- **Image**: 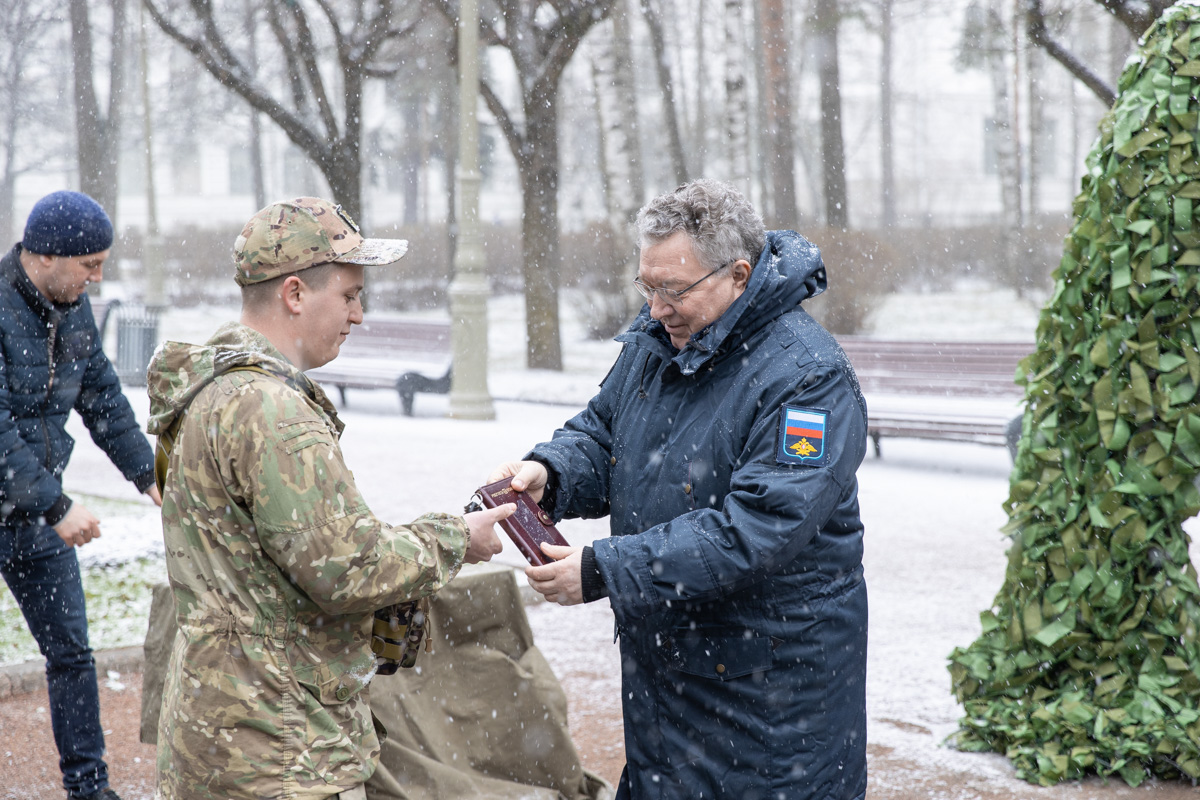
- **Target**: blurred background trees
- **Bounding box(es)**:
[0,0,1170,364]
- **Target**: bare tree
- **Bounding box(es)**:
[812,0,848,228]
[690,0,709,176]
[0,2,70,243]
[430,0,614,371]
[760,0,797,226]
[71,0,127,220]
[968,0,1022,230]
[143,0,422,220]
[878,0,896,226]
[241,0,266,210]
[591,0,645,324]
[1025,0,1174,106]
[639,0,689,184]
[722,0,751,190]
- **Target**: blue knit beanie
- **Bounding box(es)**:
[22,191,114,257]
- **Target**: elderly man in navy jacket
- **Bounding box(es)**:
[491,180,869,799]
[0,191,160,800]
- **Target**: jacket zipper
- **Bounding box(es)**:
[42,320,58,469]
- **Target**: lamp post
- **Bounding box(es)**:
[448,0,495,420]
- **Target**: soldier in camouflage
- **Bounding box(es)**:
[146,197,512,800]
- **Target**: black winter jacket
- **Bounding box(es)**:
[0,245,154,528]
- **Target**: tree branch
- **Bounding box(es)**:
[106,0,127,130]
[264,2,309,111]
[480,77,524,157]
[536,1,611,90]
[1026,0,1115,106]
[143,0,325,157]
[189,0,254,84]
[1096,0,1169,35]
[286,1,340,141]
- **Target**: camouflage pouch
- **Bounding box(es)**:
[371,598,430,674]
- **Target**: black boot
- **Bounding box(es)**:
[71,789,122,800]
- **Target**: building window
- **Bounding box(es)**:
[229,147,253,196]
[1032,118,1057,177]
[172,147,201,195]
[983,117,1002,176]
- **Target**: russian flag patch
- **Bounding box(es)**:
[777,405,830,467]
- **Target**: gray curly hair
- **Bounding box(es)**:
[635,179,766,271]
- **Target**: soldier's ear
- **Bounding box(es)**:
[281,274,305,315]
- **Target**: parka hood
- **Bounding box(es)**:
[619,229,826,374]
[146,321,339,435]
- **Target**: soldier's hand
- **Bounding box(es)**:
[486,460,549,502]
[53,503,101,548]
[462,503,514,563]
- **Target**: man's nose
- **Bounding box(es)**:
[90,265,103,283]
[648,293,671,319]
[349,300,364,324]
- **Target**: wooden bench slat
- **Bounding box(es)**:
[836,337,1031,457]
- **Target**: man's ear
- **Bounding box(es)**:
[731,259,753,289]
[281,274,305,315]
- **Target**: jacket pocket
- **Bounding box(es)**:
[664,629,775,681]
[292,645,375,705]
[276,416,334,455]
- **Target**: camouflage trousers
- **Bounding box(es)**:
[332,787,367,800]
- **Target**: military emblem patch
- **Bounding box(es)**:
[777,405,830,467]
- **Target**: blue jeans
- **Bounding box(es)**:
[0,522,108,798]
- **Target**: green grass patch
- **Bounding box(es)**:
[0,556,167,667]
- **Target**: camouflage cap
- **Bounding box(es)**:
[234,197,409,286]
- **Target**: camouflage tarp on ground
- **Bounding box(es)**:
[948,1,1200,787]
[143,566,609,799]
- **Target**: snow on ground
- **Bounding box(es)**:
[32,286,1200,793]
[868,284,1045,342]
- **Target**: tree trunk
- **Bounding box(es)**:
[879,0,896,227]
[315,145,363,225]
[243,0,267,209]
[593,0,645,320]
[519,91,563,371]
[640,0,688,184]
[0,40,21,245]
[0,146,15,246]
[402,97,421,225]
[987,5,1021,231]
[70,0,125,218]
[723,0,750,191]
[813,0,847,228]
[1027,44,1043,218]
[691,0,708,175]
[249,112,267,210]
[761,0,797,226]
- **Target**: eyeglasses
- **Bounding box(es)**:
[633,262,733,304]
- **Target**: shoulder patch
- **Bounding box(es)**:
[776,405,830,467]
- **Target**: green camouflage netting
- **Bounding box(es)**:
[948,1,1200,787]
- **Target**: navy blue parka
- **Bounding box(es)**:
[0,245,154,528]
[529,231,869,799]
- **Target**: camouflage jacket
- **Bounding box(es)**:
[146,322,468,800]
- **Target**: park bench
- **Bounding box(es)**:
[306,316,452,415]
[837,337,1033,457]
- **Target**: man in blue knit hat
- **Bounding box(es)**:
[1,190,161,800]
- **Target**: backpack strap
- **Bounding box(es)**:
[154,364,276,494]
